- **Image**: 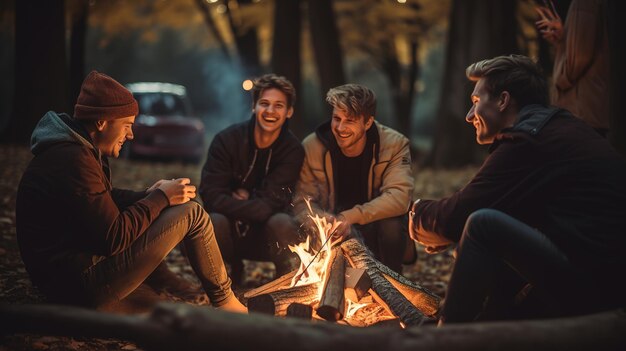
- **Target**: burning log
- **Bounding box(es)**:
[341,237,440,325]
[2,303,624,351]
[317,247,346,321]
[345,267,371,302]
[247,283,319,316]
[243,270,297,300]
[287,303,313,319]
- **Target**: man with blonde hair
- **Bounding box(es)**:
[410,55,626,323]
[295,84,416,273]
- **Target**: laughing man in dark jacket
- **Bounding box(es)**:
[409,55,626,324]
[199,74,304,283]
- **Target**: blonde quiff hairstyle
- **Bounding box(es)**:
[326,84,376,120]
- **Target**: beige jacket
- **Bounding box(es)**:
[294,121,414,226]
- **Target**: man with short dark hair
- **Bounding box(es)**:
[295,84,416,273]
[199,74,304,283]
[409,55,626,324]
[17,71,246,312]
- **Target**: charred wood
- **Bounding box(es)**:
[247,283,319,316]
[287,303,313,320]
[341,237,440,325]
[344,267,371,302]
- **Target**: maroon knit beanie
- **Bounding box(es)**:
[74,71,138,120]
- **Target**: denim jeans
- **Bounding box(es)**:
[80,202,233,308]
[355,214,408,274]
[440,208,584,323]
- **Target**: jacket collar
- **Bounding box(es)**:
[314,119,381,161]
[490,104,566,152]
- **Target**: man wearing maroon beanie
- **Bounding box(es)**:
[16,71,246,312]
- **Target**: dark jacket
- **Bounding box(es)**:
[412,105,626,277]
[16,111,169,290]
[199,115,304,223]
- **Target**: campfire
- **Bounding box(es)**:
[243,200,441,327]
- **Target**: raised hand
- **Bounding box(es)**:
[157,178,197,206]
[535,0,563,45]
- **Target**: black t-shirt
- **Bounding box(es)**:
[331,136,374,213]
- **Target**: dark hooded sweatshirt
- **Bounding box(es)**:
[16,111,169,292]
[199,115,304,223]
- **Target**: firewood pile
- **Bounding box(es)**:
[244,236,440,327]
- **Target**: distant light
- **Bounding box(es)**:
[242,79,254,91]
[216,4,227,13]
[206,0,218,3]
[397,0,407,3]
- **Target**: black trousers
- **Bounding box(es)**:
[441,209,591,324]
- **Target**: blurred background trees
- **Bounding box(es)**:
[1,0,621,165]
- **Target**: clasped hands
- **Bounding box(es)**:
[147,178,196,206]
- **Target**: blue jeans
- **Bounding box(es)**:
[80,202,233,308]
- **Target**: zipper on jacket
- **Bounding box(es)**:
[242,149,258,185]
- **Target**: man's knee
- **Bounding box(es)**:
[463,208,506,243]
[265,213,297,242]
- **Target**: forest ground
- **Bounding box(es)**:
[0,144,477,350]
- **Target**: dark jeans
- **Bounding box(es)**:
[210,212,300,278]
[79,202,233,309]
[355,214,408,274]
[441,209,587,324]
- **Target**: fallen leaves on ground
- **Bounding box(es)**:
[0,145,477,350]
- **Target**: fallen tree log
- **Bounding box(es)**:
[1,303,624,351]
[341,237,440,324]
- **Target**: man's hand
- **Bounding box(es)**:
[157,178,196,206]
[333,214,352,239]
[232,188,250,201]
[146,179,166,193]
[408,199,452,253]
[535,1,563,45]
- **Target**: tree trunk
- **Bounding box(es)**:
[272,0,306,138]
[307,0,345,123]
[1,303,624,351]
[69,0,87,114]
[226,0,260,77]
[429,0,519,168]
[194,0,230,59]
[7,0,67,144]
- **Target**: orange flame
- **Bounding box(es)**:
[288,198,341,297]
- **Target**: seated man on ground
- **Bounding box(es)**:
[16,71,246,313]
[295,84,417,274]
[409,55,626,324]
[199,74,304,283]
